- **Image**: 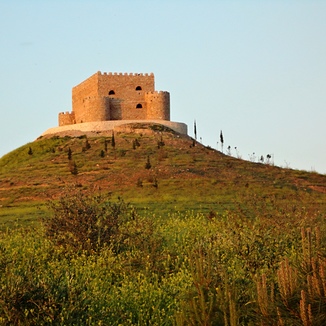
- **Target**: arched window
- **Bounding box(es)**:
[135,86,142,91]
[136,103,143,109]
[108,90,115,95]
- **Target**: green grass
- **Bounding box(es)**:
[0,202,47,229]
[1,127,326,225]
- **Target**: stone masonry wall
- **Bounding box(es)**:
[98,72,155,120]
[76,96,110,123]
[72,73,99,121]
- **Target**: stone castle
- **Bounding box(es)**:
[59,71,170,126]
[42,71,187,136]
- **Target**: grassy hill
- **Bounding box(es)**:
[1,123,326,227]
[0,124,326,325]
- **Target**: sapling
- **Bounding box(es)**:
[145,156,151,169]
[111,132,116,149]
[68,147,72,160]
[220,130,224,153]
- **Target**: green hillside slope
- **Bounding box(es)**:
[1,125,326,325]
[1,124,326,226]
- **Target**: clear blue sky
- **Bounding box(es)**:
[1,1,325,173]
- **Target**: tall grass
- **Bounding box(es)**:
[0,188,325,325]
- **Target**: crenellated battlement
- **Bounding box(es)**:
[99,71,154,77]
[146,91,169,95]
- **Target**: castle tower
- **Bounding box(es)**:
[58,111,75,126]
[74,96,110,123]
[145,91,170,120]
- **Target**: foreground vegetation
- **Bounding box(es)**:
[0,188,325,325]
[1,127,326,324]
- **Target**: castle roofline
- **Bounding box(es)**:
[97,71,154,77]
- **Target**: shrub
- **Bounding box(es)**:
[85,139,91,150]
[135,138,140,147]
[157,136,165,149]
[69,161,78,175]
[43,188,129,253]
[136,178,143,187]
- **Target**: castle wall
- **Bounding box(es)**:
[58,111,75,126]
[43,120,188,137]
[98,72,154,120]
[72,72,99,122]
[145,91,170,120]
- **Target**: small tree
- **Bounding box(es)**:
[111,132,116,149]
[266,154,273,165]
[28,147,33,155]
[85,139,91,150]
[134,138,140,147]
[132,138,141,150]
[104,139,108,152]
[100,150,105,158]
[153,178,158,189]
[194,120,197,140]
[220,130,224,153]
[68,147,72,160]
[145,156,151,170]
[69,161,78,175]
[136,178,143,187]
[157,136,165,149]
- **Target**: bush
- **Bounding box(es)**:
[43,187,129,253]
[69,160,78,175]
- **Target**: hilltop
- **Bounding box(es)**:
[1,123,326,226]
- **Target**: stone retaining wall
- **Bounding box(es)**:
[41,120,188,137]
